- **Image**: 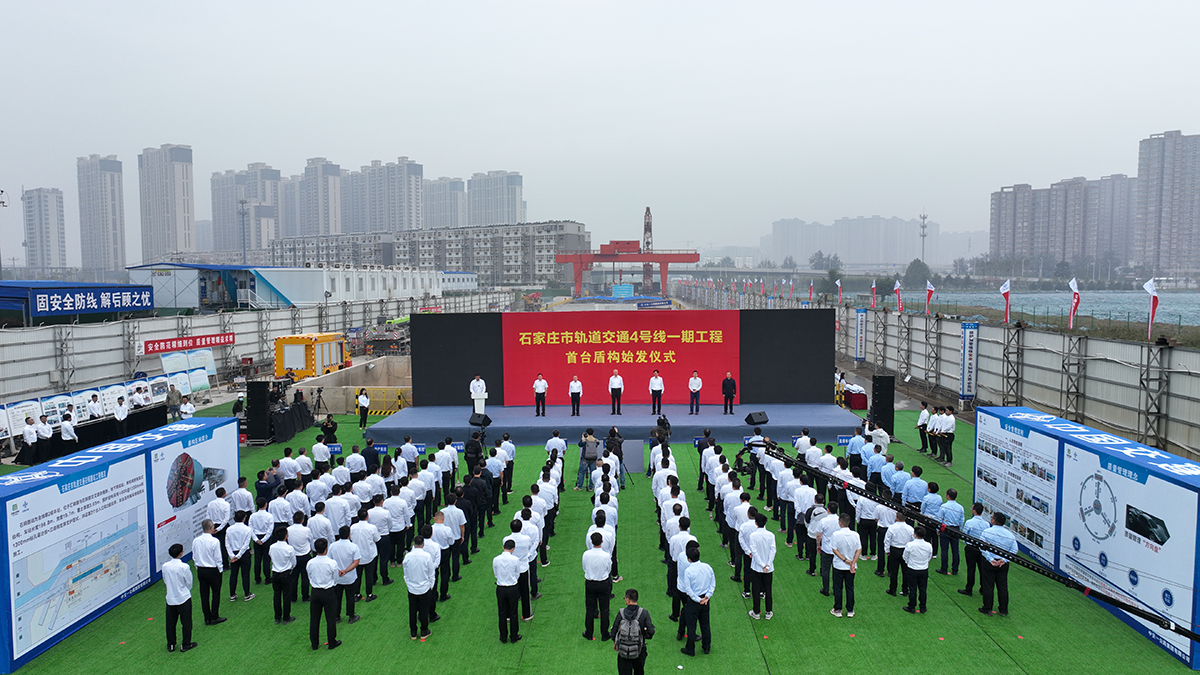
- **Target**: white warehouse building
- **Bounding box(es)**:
[128,263,476,310]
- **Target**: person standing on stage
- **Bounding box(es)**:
[533,373,548,417]
[568,375,583,416]
[648,370,664,415]
[687,371,702,415]
[494,538,524,643]
[470,374,487,408]
[357,389,370,430]
[306,538,341,650]
[609,369,624,415]
[721,371,736,415]
[163,543,197,653]
[86,393,104,420]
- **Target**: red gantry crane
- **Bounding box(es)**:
[556,207,700,298]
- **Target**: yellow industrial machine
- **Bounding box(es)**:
[274,332,350,379]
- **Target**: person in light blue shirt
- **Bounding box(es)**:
[679,548,714,656]
[845,429,866,473]
[888,462,909,501]
[879,456,896,489]
[979,512,1018,616]
[920,482,943,558]
[901,466,927,507]
[937,488,965,576]
[957,503,989,596]
[865,448,887,490]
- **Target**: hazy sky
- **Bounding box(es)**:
[2,1,1198,266]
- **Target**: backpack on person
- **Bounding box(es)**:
[583,438,600,461]
[614,607,645,659]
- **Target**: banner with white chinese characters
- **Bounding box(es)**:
[29,286,153,317]
[975,407,1200,670]
[959,322,979,401]
[137,332,234,357]
[854,309,867,362]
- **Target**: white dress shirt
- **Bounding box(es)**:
[287,523,312,556]
[903,538,933,570]
[830,527,862,570]
[22,425,36,446]
[689,376,702,392]
[307,554,340,589]
[226,521,252,559]
[230,487,254,514]
[311,442,331,462]
[178,403,194,419]
[470,379,487,394]
[503,532,532,564]
[328,539,361,584]
[60,420,78,441]
[36,422,53,440]
[308,513,335,544]
[608,375,624,390]
[358,394,370,408]
[403,547,437,594]
[113,403,129,421]
[493,550,523,586]
[569,380,583,395]
[192,532,223,570]
[250,510,274,543]
[883,521,915,550]
[345,453,367,474]
[206,498,231,531]
[748,527,777,573]
[279,457,301,480]
[270,540,297,572]
[163,558,193,606]
[582,547,613,581]
[533,378,548,394]
[350,521,380,562]
[268,496,293,524]
[86,400,104,419]
[649,376,664,392]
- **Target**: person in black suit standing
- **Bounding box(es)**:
[721,372,737,415]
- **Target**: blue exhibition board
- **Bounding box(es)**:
[0,418,239,673]
[975,407,1200,669]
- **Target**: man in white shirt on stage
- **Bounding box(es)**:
[533,373,548,417]
[163,543,198,652]
[688,371,703,415]
[470,374,487,410]
[649,370,664,415]
[86,393,104,420]
[609,369,624,415]
[569,375,583,416]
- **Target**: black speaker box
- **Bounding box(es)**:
[744,411,769,426]
[469,412,492,427]
[246,381,272,441]
[870,375,895,433]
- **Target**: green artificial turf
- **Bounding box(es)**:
[12,406,1189,674]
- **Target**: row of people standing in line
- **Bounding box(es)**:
[516,369,741,416]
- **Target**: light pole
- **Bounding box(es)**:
[919,211,928,263]
[0,190,8,280]
[238,199,249,265]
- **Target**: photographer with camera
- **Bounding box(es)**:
[575,429,601,491]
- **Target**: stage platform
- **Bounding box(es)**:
[366,403,864,451]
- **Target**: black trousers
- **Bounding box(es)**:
[529,560,540,597]
[492,479,502,515]
[610,388,622,413]
[943,433,955,462]
[806,537,819,573]
[682,597,710,652]
[439,555,452,598]
[876,528,889,575]
[751,569,773,613]
[980,561,1010,613]
[377,534,392,582]
[571,393,581,415]
[651,390,662,414]
[617,652,648,675]
[723,394,734,414]
[503,460,514,496]
[165,599,192,648]
[196,567,221,621]
[361,556,377,596]
[689,391,700,413]
[918,425,928,451]
[887,546,906,593]
[939,528,960,574]
[906,567,929,611]
[534,393,546,415]
[409,589,433,637]
[310,587,337,649]
[584,579,613,639]
[359,407,369,428]
[963,545,981,592]
[497,584,521,641]
[229,554,251,596]
[517,570,532,619]
[273,569,294,620]
[819,552,834,593]
[336,578,360,618]
[859,520,877,557]
[832,567,855,612]
[214,527,229,568]
[253,540,270,583]
[292,553,311,601]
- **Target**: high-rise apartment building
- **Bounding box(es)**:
[342,157,424,234]
[425,177,467,229]
[302,158,341,237]
[1135,130,1200,274]
[22,187,67,268]
[468,171,526,227]
[194,219,213,252]
[211,163,281,252]
[280,175,304,239]
[76,154,126,271]
[138,144,194,263]
[990,175,1136,267]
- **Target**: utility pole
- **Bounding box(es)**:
[238,199,249,266]
[919,211,928,263]
[642,207,654,292]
